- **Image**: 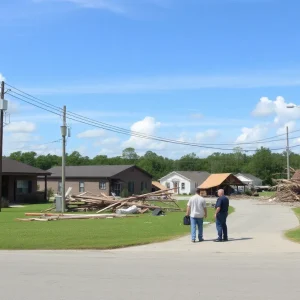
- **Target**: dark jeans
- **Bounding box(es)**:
[216,212,228,240]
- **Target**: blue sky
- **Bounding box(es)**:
[1,0,300,158]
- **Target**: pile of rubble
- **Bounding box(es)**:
[270,179,300,202]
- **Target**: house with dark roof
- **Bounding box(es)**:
[38,165,152,196]
[2,158,50,203]
[159,171,210,194]
[235,173,263,188]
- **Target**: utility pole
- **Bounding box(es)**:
[61,105,67,213]
[0,82,4,212]
[0,82,8,212]
[286,126,290,180]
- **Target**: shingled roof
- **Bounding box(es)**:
[2,158,50,175]
[47,165,152,179]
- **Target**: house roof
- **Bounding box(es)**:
[47,165,151,179]
[162,171,210,184]
[2,158,50,175]
[236,173,263,182]
[199,173,244,189]
[152,181,167,190]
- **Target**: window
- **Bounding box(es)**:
[128,181,135,194]
[141,181,144,191]
[58,181,62,194]
[166,182,170,188]
[99,181,106,190]
[195,182,198,188]
[79,181,85,193]
[181,182,185,190]
[16,180,30,194]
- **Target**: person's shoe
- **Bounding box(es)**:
[223,238,228,242]
[214,239,222,242]
[192,240,196,243]
[199,238,204,242]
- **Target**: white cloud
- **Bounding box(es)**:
[22,71,300,95]
[276,121,296,135]
[77,129,106,138]
[5,121,36,133]
[94,137,120,146]
[235,125,269,144]
[190,113,204,119]
[0,73,5,82]
[55,0,125,13]
[123,116,165,150]
[196,129,219,142]
[252,96,300,125]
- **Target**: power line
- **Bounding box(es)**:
[4,139,62,152]
[8,84,300,145]
[5,83,299,152]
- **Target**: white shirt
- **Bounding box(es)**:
[187,194,206,218]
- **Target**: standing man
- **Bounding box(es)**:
[214,189,229,242]
[186,188,207,243]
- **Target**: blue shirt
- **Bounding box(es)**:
[216,196,229,214]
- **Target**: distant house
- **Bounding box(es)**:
[159,171,210,194]
[199,173,245,196]
[38,165,152,197]
[2,158,50,203]
[235,173,263,188]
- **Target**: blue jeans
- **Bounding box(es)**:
[190,217,203,241]
[216,213,228,240]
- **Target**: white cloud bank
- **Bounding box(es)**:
[252,96,300,124]
[5,121,36,133]
[77,129,106,138]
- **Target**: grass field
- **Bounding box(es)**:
[0,202,233,250]
[285,208,300,243]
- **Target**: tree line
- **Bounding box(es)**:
[7,147,300,184]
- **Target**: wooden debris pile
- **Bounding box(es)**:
[16,213,136,222]
[271,179,300,202]
[47,189,181,214]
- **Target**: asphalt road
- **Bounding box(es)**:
[1,200,300,300]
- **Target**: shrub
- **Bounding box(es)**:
[245,189,253,196]
[121,188,129,198]
[1,198,9,208]
[47,188,54,201]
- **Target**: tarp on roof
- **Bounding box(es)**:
[199,173,244,190]
[152,181,167,190]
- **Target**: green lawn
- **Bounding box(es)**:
[285,208,300,243]
[0,202,233,250]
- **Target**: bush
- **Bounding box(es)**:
[1,199,9,208]
[47,188,54,201]
[245,189,253,196]
[121,188,129,198]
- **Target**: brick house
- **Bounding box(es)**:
[38,165,152,196]
[2,158,50,203]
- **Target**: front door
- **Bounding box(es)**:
[112,183,121,196]
[173,182,179,194]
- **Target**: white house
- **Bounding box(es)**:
[160,171,210,194]
[235,173,263,188]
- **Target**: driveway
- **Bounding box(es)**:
[116,199,300,253]
[1,199,300,300]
